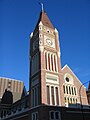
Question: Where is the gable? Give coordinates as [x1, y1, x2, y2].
[62, 64, 83, 86]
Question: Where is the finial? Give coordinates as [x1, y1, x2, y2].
[39, 2, 44, 12]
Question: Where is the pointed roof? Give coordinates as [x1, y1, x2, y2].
[35, 11, 54, 30]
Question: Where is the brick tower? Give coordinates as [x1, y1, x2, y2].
[29, 9, 64, 107]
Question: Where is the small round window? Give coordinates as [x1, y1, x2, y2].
[65, 77, 69, 82]
[64, 73, 73, 84]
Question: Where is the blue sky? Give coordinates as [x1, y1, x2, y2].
[0, 0, 90, 90]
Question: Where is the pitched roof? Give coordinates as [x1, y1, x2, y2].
[62, 64, 83, 86]
[35, 11, 54, 30]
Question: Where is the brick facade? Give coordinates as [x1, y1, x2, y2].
[0, 8, 89, 120]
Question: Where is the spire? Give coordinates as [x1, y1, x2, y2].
[39, 2, 44, 12]
[35, 11, 54, 30]
[34, 3, 54, 30]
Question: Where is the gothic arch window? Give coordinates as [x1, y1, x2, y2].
[63, 85, 65, 94]
[66, 86, 68, 94]
[74, 87, 76, 95]
[32, 112, 38, 120]
[4, 110, 6, 117]
[50, 111, 54, 119]
[71, 87, 74, 95]
[46, 86, 50, 104]
[32, 89, 34, 107]
[32, 86, 39, 107]
[63, 84, 78, 105]
[64, 97, 66, 102]
[73, 98, 75, 103]
[70, 98, 72, 103]
[67, 97, 69, 103]
[1, 110, 3, 118]
[44, 51, 58, 72]
[51, 54, 54, 71]
[48, 53, 50, 70]
[45, 52, 47, 70]
[54, 55, 57, 72]
[31, 53, 39, 75]
[69, 86, 71, 94]
[76, 98, 77, 103]
[55, 87, 59, 105]
[51, 86, 55, 105]
[46, 84, 60, 106]
[35, 88, 37, 106]
[50, 111, 60, 120]
[55, 111, 60, 119]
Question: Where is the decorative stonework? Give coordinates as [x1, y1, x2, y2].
[57, 51, 61, 58]
[64, 73, 73, 84]
[39, 21, 43, 26]
[30, 32, 33, 39]
[39, 40, 43, 45]
[46, 73, 59, 84]
[44, 35, 55, 48]
[39, 46, 44, 52]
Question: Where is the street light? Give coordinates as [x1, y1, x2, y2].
[79, 80, 90, 120]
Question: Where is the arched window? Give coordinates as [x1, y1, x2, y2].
[50, 111, 54, 119]
[71, 87, 74, 95]
[45, 52, 47, 69]
[69, 86, 71, 94]
[54, 55, 57, 72]
[35, 88, 37, 106]
[76, 99, 77, 103]
[63, 85, 65, 93]
[31, 53, 39, 75]
[48, 53, 50, 70]
[55, 87, 59, 105]
[51, 54, 54, 71]
[47, 86, 50, 104]
[74, 87, 76, 95]
[66, 86, 68, 94]
[51, 86, 55, 105]
[67, 98, 69, 103]
[70, 98, 72, 103]
[73, 98, 75, 103]
[32, 89, 34, 107]
[50, 111, 60, 120]
[32, 86, 39, 107]
[64, 97, 67, 102]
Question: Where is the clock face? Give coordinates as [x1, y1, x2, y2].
[44, 35, 55, 48]
[46, 39, 53, 46]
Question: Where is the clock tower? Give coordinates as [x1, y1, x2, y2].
[29, 9, 64, 108]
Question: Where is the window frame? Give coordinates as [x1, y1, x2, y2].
[32, 112, 38, 120]
[49, 111, 60, 120]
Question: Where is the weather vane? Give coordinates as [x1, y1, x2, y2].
[39, 2, 44, 12]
